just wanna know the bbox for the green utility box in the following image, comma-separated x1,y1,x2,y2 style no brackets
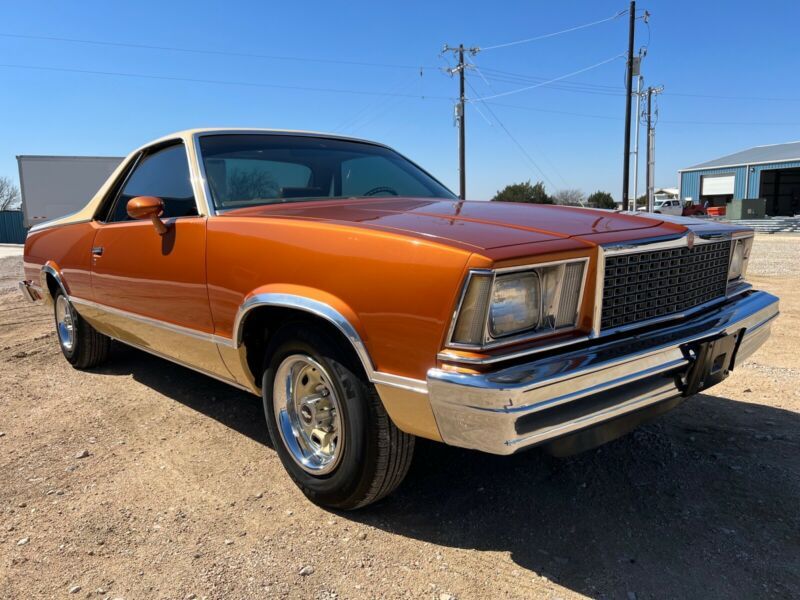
728,198,766,220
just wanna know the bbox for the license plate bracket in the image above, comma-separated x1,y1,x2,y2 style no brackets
681,330,743,397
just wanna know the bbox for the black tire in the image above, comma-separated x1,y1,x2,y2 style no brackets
262,325,414,510
53,289,111,369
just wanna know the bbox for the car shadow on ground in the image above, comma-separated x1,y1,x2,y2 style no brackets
99,344,799,599
97,343,272,447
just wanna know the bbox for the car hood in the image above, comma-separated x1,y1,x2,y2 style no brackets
221,198,674,251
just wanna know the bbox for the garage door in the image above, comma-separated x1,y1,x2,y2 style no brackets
701,174,735,195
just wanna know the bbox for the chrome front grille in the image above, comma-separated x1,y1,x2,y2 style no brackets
601,241,731,331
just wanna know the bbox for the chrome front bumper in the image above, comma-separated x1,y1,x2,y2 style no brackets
18,280,43,303
427,290,779,455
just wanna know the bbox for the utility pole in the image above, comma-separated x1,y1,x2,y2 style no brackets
457,45,466,200
621,0,636,210
444,44,478,200
631,48,646,211
632,74,643,211
643,85,664,212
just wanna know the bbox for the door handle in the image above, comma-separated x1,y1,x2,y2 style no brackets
91,246,104,256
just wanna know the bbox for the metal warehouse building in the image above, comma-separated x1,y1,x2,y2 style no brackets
679,141,800,216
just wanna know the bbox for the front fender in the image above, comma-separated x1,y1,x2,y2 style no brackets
233,283,373,376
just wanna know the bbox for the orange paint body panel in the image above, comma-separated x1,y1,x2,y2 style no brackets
91,218,213,332
23,222,96,298
206,215,472,379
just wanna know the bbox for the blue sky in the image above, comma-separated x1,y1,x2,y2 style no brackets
2,0,800,201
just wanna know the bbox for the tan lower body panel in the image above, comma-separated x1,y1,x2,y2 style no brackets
72,299,241,386
217,343,260,395
374,384,442,442
71,297,438,438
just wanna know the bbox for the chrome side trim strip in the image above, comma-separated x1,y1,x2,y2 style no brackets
61,292,428,395
371,372,428,394
70,296,236,348
29,215,91,234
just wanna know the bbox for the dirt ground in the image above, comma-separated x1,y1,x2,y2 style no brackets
1,235,798,600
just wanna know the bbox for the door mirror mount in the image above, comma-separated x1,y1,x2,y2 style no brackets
127,196,169,235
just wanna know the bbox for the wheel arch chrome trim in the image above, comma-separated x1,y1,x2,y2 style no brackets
233,292,429,394
39,263,69,305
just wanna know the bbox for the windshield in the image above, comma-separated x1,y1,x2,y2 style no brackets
198,134,456,210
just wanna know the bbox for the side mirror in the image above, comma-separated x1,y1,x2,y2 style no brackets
127,196,169,235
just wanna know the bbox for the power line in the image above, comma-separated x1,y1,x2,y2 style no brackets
0,62,454,100
472,66,800,103
480,10,627,51
478,74,624,97
466,78,557,189
477,53,626,101
661,118,800,126
478,65,800,102
479,66,623,91
483,100,800,126
8,31,799,104
484,101,621,120
333,73,418,133
470,62,568,187
0,31,436,71
664,91,800,102
348,79,421,135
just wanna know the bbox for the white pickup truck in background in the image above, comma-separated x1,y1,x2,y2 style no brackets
652,198,684,215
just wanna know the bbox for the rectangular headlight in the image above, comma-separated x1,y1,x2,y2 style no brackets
489,272,540,337
449,259,587,348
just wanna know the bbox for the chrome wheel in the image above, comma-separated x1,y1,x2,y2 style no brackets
272,354,344,475
55,294,75,352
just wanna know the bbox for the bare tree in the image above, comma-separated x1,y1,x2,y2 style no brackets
227,169,279,202
0,176,21,210
553,188,586,207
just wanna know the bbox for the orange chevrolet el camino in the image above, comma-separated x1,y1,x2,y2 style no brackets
20,129,779,509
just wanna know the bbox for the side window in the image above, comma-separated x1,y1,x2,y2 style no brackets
108,144,196,222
